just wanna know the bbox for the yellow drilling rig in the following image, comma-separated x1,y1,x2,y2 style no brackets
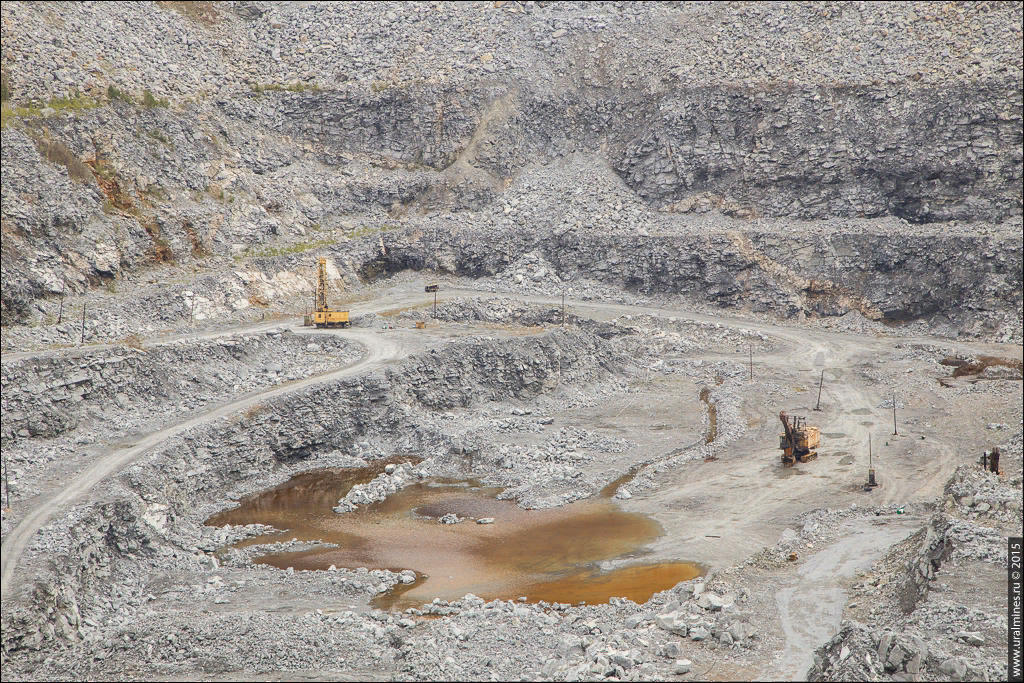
307,257,350,328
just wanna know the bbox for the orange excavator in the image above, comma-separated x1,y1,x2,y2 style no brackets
779,411,820,467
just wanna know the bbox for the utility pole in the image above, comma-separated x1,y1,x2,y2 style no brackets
3,445,10,510
749,343,753,382
866,432,878,489
433,289,437,320
562,290,566,327
815,370,825,411
892,392,898,436
190,296,196,325
57,279,66,324
80,302,87,344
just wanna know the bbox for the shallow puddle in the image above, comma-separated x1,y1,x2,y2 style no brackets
208,467,700,611
774,467,809,478
600,468,640,498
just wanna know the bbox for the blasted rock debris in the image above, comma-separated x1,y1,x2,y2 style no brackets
1,2,1021,330
2,1,1022,682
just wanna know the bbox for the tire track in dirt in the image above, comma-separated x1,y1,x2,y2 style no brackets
761,515,922,681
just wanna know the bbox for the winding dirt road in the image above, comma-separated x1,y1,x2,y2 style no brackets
763,515,922,681
0,328,409,598
1,286,1019,683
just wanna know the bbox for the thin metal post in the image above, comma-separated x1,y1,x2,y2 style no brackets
749,343,753,382
433,290,437,320
80,302,87,344
3,446,10,509
892,393,898,435
815,370,824,411
869,433,872,469
58,280,65,324
562,290,566,327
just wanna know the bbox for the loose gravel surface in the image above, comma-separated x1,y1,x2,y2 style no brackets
2,280,1020,681
1,1,1021,681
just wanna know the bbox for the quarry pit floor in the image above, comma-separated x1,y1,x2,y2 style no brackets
2,281,1021,681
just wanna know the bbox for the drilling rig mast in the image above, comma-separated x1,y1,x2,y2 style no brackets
311,257,350,328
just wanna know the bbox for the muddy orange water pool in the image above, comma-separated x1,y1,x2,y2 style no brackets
207,465,701,611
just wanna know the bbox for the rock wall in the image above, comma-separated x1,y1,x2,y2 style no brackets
893,516,954,615
0,332,359,445
1,0,1020,328
1,499,157,655
617,80,1022,222
352,224,1023,339
231,77,1024,222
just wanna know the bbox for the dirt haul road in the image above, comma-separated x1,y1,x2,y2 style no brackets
0,328,410,599
763,515,923,680
504,292,1017,566
1,287,1018,682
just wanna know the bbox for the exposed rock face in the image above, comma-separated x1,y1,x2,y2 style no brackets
176,78,1024,222
0,333,359,445
1,2,1020,330
616,80,1023,223
893,516,954,614
349,224,1023,338
1,500,157,654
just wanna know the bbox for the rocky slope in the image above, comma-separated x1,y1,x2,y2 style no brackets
808,436,1023,683
1,1,1021,337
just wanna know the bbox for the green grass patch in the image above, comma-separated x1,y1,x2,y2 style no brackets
142,89,169,108
107,85,133,104
1,93,104,127
147,129,171,146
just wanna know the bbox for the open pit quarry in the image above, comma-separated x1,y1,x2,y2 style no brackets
1,2,1022,682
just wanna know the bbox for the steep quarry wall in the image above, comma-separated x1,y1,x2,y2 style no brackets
348,224,1023,339
1,1,1021,334
0,332,360,445
264,78,1023,221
